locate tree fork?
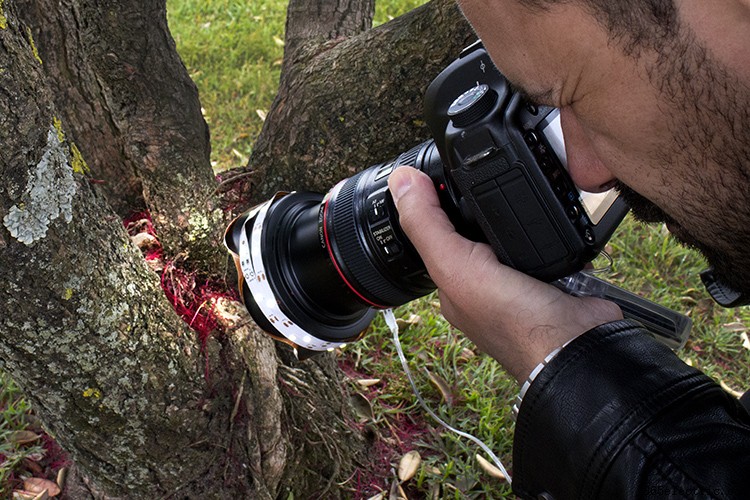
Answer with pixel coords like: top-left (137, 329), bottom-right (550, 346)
top-left (16, 0), bottom-right (227, 268)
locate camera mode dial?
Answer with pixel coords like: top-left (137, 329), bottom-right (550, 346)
top-left (448, 84), bottom-right (498, 127)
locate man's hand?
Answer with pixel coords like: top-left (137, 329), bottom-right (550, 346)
top-left (388, 166), bottom-right (623, 382)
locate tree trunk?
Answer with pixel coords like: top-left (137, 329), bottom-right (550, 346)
top-left (0, 5), bottom-right (224, 495)
top-left (1, 0), bottom-right (475, 496)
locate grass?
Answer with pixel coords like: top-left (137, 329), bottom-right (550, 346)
top-left (0, 373), bottom-right (47, 497)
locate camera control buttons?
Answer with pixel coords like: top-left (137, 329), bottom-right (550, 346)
top-left (566, 204), bottom-right (580, 220)
top-left (524, 131), bottom-right (539, 148)
top-left (583, 226), bottom-right (596, 245)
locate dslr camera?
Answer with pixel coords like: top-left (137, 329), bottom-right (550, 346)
top-left (225, 42), bottom-right (632, 358)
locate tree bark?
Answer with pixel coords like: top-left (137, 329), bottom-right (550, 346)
top-left (1, 0), bottom-right (475, 496)
top-left (247, 0), bottom-right (476, 204)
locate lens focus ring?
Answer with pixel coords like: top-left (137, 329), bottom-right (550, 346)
top-left (329, 172), bottom-right (417, 307)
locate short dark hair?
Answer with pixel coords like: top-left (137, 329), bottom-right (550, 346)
top-left (522, 0), bottom-right (679, 56)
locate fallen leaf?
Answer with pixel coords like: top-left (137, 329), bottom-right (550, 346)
top-left (388, 478), bottom-right (407, 500)
top-left (397, 450), bottom-right (421, 482)
top-left (741, 332), bottom-right (750, 351)
top-left (130, 232), bottom-right (159, 251)
top-left (24, 478), bottom-right (60, 497)
top-left (396, 314), bottom-right (422, 330)
top-left (273, 35), bottom-right (285, 47)
top-left (357, 378), bottom-right (381, 388)
top-left (22, 458), bottom-right (44, 476)
top-left (12, 491), bottom-right (40, 500)
top-left (10, 430), bottom-right (41, 445)
top-left (56, 468), bottom-right (68, 491)
top-left (256, 109), bottom-right (267, 122)
top-left (350, 392), bottom-right (374, 421)
top-left (456, 348), bottom-right (476, 362)
top-left (476, 454), bottom-right (507, 481)
top-left (720, 380), bottom-right (744, 399)
top-left (366, 493), bottom-right (385, 500)
top-left (722, 321), bottom-right (746, 332)
top-left (426, 370), bottom-right (454, 406)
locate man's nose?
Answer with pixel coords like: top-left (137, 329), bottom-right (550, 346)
top-left (560, 107), bottom-right (616, 193)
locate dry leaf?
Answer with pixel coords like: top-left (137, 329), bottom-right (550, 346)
top-left (56, 468), bottom-right (68, 491)
top-left (722, 322), bottom-right (746, 332)
top-left (366, 493), bottom-right (386, 500)
top-left (397, 450), bottom-right (421, 482)
top-left (12, 492), bottom-right (36, 500)
top-left (388, 478), bottom-right (407, 500)
top-left (256, 109), bottom-right (267, 122)
top-left (476, 454), bottom-right (507, 481)
top-left (350, 392), bottom-right (374, 421)
top-left (357, 378), bottom-right (381, 388)
top-left (456, 348), bottom-right (476, 362)
top-left (10, 430), bottom-right (41, 445)
top-left (396, 314), bottom-right (422, 330)
top-left (24, 478), bottom-right (60, 497)
top-left (427, 370), bottom-right (454, 406)
top-left (273, 35), bottom-right (285, 47)
top-left (130, 232), bottom-right (159, 251)
top-left (720, 380), bottom-right (744, 399)
top-left (741, 332), bottom-right (750, 351)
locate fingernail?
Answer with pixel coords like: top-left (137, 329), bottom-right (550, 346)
top-left (388, 169), bottom-right (412, 204)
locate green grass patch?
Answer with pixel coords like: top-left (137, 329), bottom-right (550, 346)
top-left (0, 373), bottom-right (47, 496)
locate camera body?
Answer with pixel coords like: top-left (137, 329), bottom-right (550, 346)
top-left (422, 41), bottom-right (628, 281)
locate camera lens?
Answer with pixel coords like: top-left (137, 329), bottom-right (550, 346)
top-left (225, 141), bottom-right (449, 353)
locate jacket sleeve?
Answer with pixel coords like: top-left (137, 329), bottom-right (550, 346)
top-left (512, 320), bottom-right (750, 499)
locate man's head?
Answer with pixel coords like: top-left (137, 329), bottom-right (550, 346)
top-left (457, 0), bottom-right (750, 294)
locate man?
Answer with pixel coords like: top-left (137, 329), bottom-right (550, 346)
top-left (388, 0), bottom-right (750, 497)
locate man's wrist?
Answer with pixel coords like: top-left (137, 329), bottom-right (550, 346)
top-left (512, 341), bottom-right (572, 418)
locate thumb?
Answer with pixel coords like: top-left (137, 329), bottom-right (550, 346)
top-left (387, 167), bottom-right (479, 284)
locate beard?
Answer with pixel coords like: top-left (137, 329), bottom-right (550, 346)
top-left (610, 29), bottom-right (750, 301)
top-left (615, 181), bottom-right (750, 299)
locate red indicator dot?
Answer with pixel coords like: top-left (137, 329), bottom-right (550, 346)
top-left (439, 183), bottom-right (446, 191)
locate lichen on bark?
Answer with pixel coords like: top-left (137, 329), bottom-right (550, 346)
top-left (3, 124), bottom-right (77, 245)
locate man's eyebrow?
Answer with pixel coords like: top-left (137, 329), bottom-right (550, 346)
top-left (507, 80), bottom-right (556, 106)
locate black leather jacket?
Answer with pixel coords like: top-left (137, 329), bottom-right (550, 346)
top-left (513, 320), bottom-right (750, 499)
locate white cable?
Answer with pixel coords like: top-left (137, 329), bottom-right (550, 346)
top-left (381, 309), bottom-right (512, 484)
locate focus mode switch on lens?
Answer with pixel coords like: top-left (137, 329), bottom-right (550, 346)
top-left (367, 194), bottom-right (388, 224)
